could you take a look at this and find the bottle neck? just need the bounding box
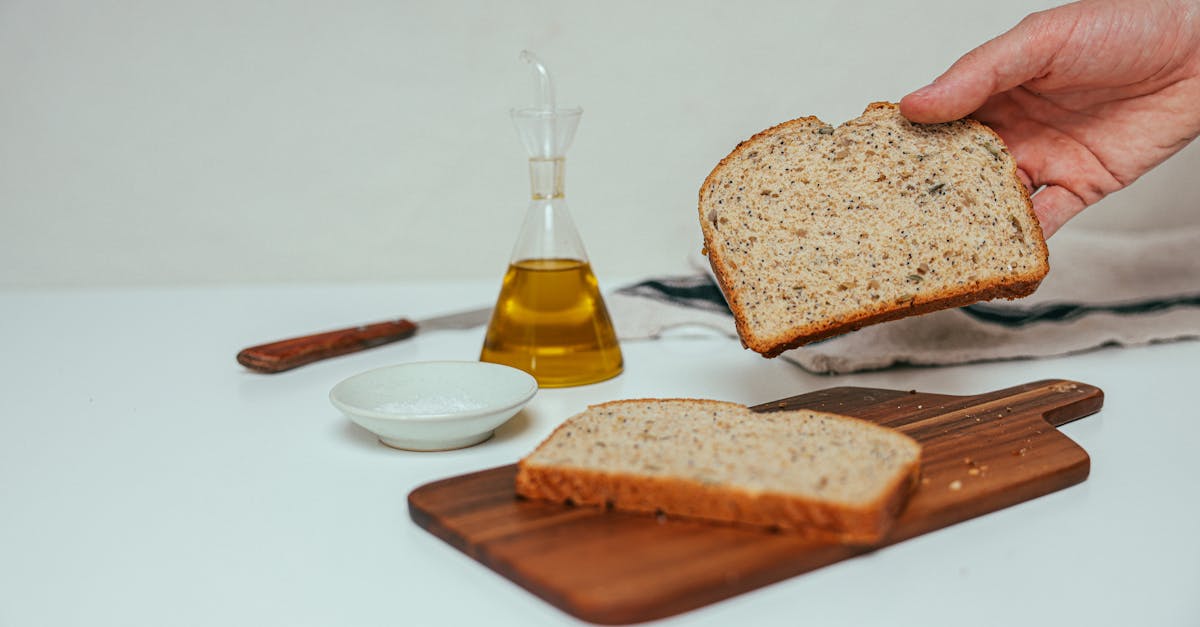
[529,157,565,200]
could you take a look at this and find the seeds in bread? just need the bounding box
[698,102,1049,357]
[515,398,922,544]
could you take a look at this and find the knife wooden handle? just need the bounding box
[237,319,418,373]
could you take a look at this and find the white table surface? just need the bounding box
[2,281,1197,627]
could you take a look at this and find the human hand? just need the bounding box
[900,0,1200,237]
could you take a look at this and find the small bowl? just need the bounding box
[330,361,538,451]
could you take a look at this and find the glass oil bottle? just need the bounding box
[479,51,623,387]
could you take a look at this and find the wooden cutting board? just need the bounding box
[408,379,1102,624]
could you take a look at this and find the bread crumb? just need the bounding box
[949,480,962,491]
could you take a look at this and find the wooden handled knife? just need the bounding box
[236,306,493,374]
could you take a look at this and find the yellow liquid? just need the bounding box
[480,258,623,387]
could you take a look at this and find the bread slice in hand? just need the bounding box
[698,102,1049,357]
[515,398,922,544]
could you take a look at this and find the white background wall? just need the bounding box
[3,0,1198,287]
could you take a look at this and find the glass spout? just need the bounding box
[511,51,581,159]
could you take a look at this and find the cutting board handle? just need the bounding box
[757,378,1103,430]
[986,379,1104,427]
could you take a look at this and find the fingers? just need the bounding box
[1029,184,1087,239]
[1014,165,1035,195]
[900,10,1069,123]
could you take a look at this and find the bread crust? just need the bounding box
[698,102,1050,357]
[514,399,923,545]
[515,455,920,544]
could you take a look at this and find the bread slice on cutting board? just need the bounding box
[698,102,1049,357]
[515,398,922,544]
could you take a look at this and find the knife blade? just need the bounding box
[236,306,493,374]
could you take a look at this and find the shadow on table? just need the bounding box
[332,408,534,450]
[490,409,532,444]
[337,419,379,449]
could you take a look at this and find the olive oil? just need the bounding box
[482,52,623,387]
[480,258,623,387]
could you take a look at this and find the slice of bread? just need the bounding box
[515,398,922,544]
[699,102,1049,357]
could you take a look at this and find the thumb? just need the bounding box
[900,11,1064,123]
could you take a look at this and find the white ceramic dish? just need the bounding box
[329,361,538,451]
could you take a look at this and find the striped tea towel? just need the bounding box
[607,227,1200,373]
